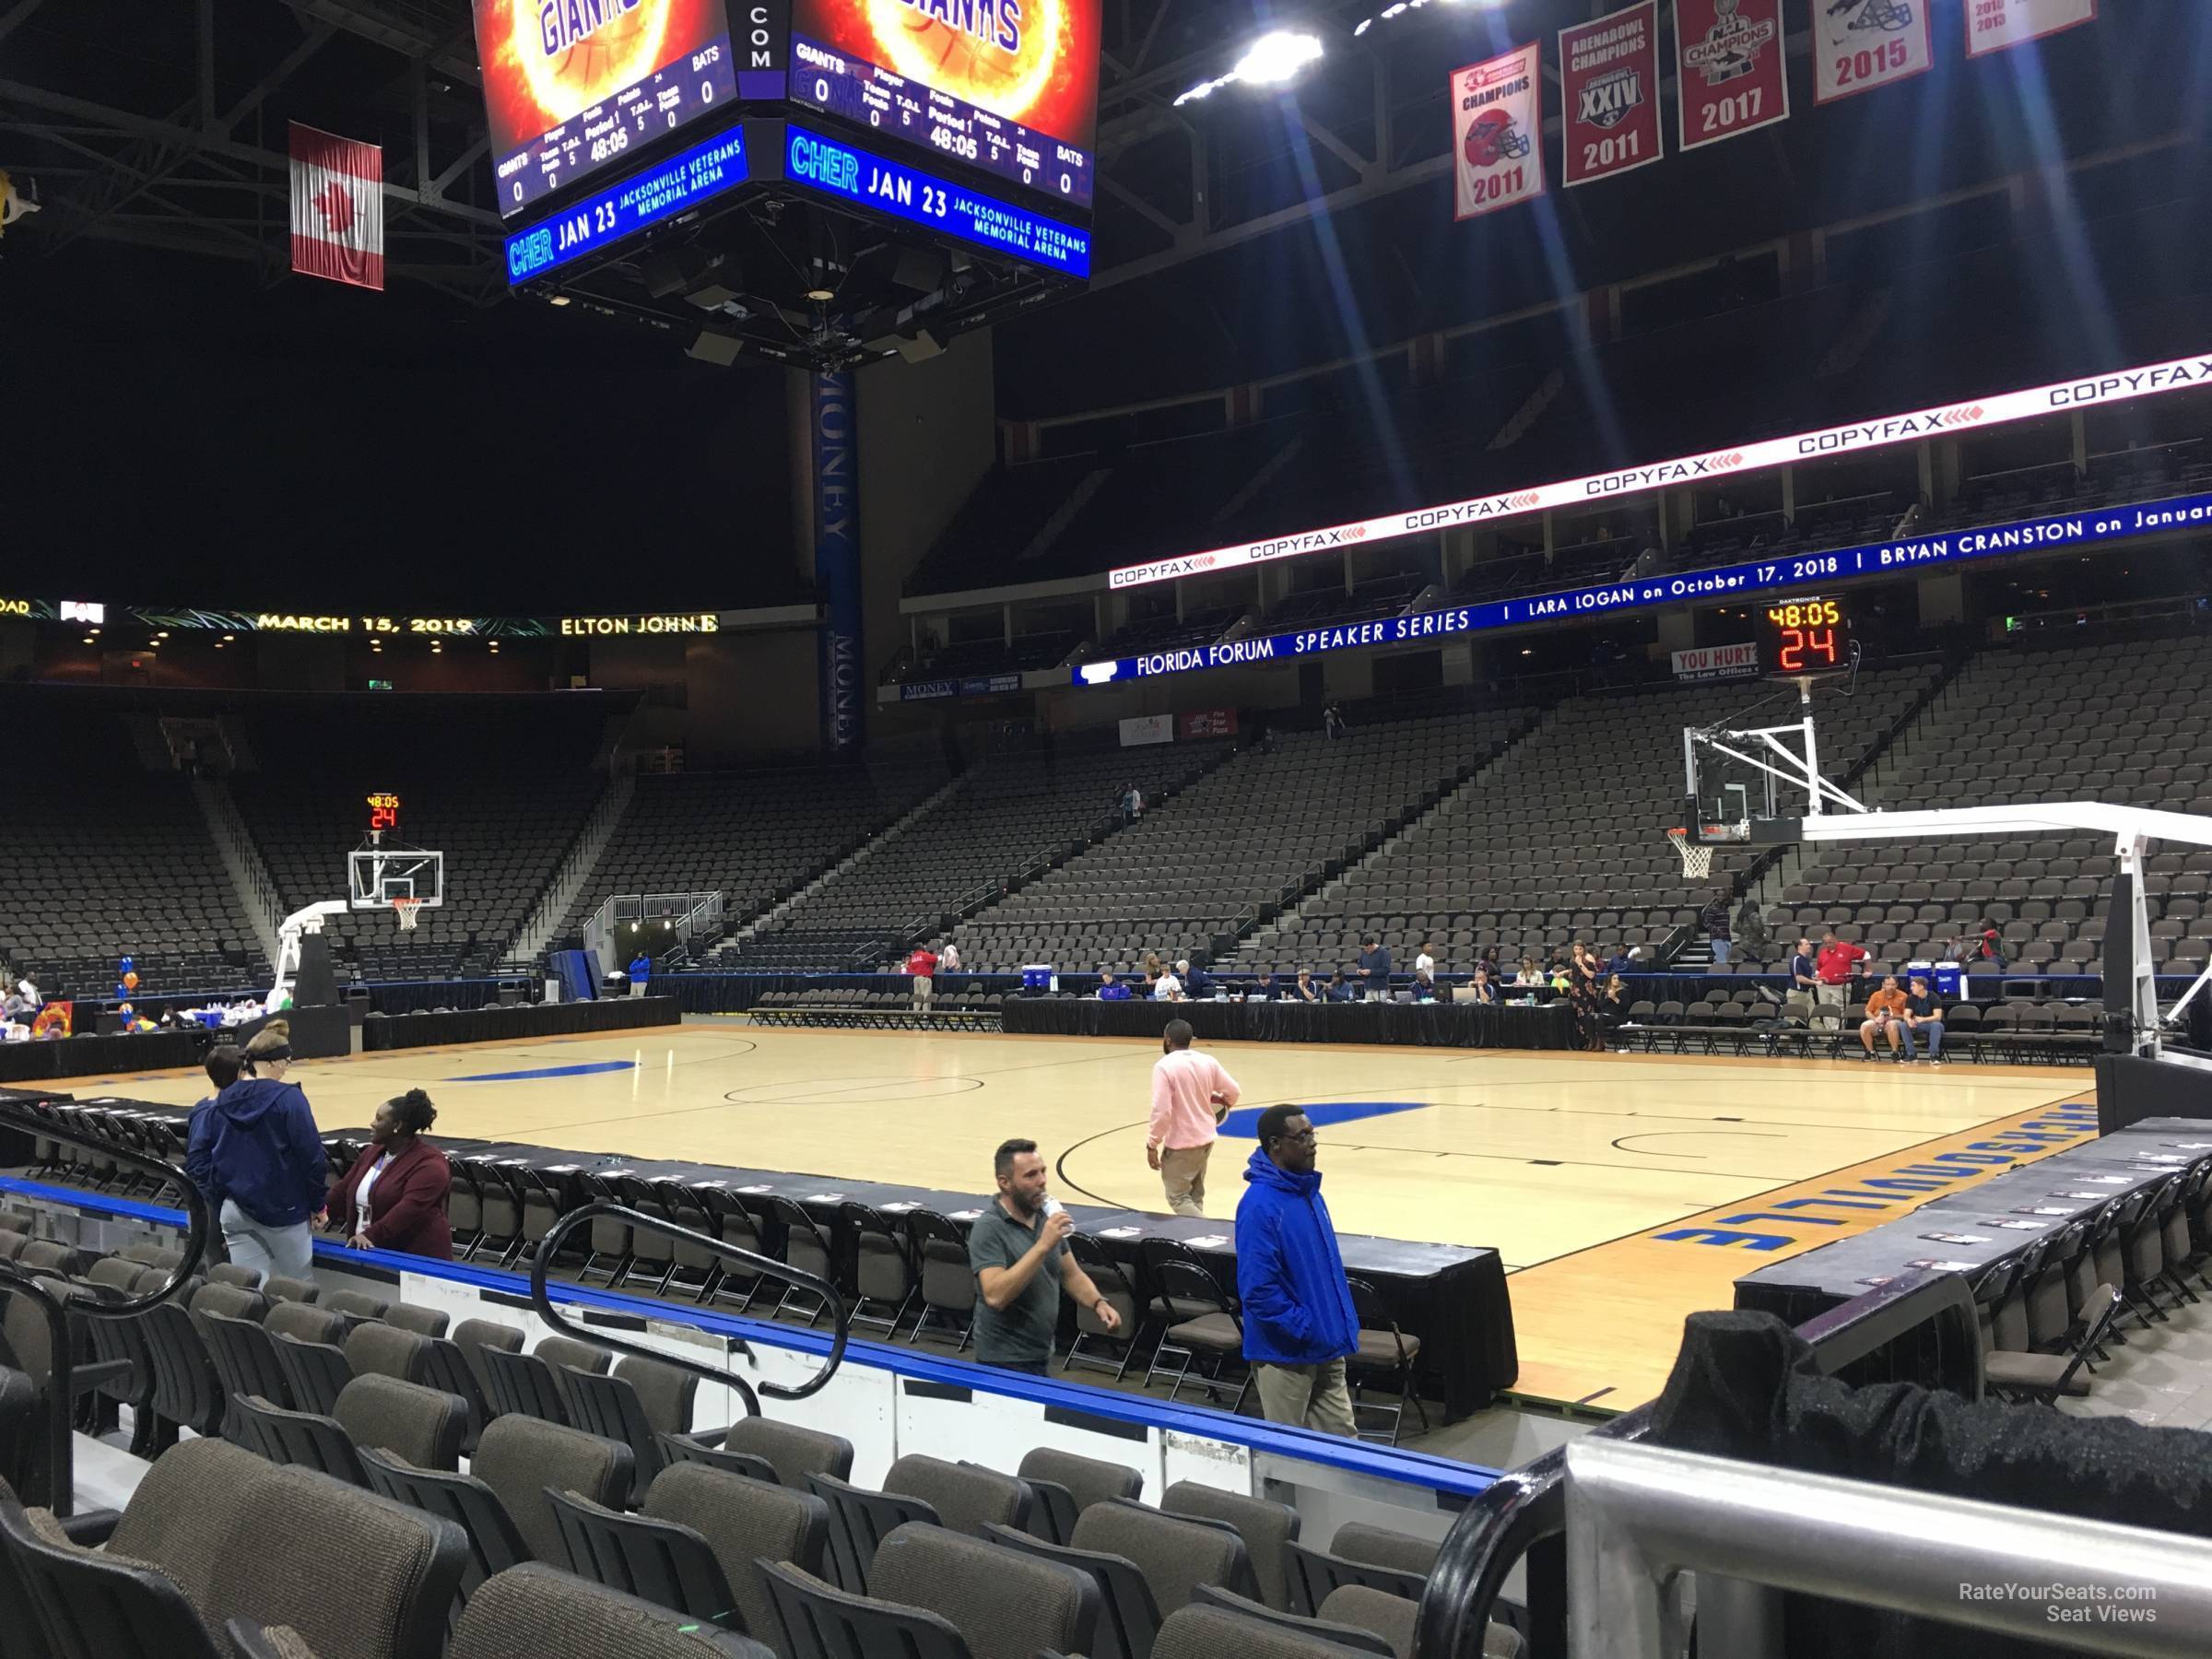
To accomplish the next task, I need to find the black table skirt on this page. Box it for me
[1002,996,1573,1050]
[457,1143,1516,1418]
[361,995,681,1052]
[0,1030,204,1082]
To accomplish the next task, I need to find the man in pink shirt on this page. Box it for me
[1147,1018,1241,1217]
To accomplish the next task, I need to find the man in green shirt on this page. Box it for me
[968,1138,1122,1374]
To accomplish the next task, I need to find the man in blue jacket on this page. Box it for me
[1233,1103,1359,1436]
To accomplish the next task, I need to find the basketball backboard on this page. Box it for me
[347,844,445,910]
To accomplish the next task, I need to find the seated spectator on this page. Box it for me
[1292,968,1320,1002]
[1860,974,1910,1059]
[1465,965,1497,1004]
[1325,971,1355,1002]
[1410,970,1439,1002]
[1153,966,1184,1001]
[1548,959,1572,993]
[1976,924,2007,970]
[1900,974,1947,1064]
[1251,971,1277,1001]
[1097,971,1132,1001]
[1514,957,1543,987]
[1605,945,1634,976]
[1177,958,1212,1000]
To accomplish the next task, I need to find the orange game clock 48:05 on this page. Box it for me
[1755,596,1853,677]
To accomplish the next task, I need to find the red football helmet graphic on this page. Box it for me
[1464,107,1532,169]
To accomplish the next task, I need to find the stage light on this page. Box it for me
[548,294,571,306]
[1239,29,1324,83]
[1176,29,1324,104]
[222,633,234,641]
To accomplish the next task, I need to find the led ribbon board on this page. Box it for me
[1107,350,2212,590]
[504,126,751,283]
[1072,492,2212,686]
[782,122,1090,277]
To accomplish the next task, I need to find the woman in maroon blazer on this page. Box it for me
[330,1088,453,1261]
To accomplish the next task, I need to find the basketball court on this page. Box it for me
[76,1021,2096,1415]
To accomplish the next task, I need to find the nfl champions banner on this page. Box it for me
[1452,41,1546,221]
[1559,1,1664,186]
[1815,0,1933,103]
[1967,0,2097,58]
[1675,0,1789,151]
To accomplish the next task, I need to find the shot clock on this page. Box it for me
[367,792,402,835]
[1756,596,1853,678]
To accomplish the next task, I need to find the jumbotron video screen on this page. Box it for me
[473,0,742,217]
[789,0,1100,208]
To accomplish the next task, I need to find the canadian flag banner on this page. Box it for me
[289,123,383,291]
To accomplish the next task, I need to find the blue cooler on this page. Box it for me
[1910,959,1965,999]
[1021,964,1055,994]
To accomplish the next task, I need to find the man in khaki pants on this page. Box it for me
[1147,1018,1240,1217]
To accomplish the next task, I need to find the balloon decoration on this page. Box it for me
[114,955,138,1003]
[123,971,138,992]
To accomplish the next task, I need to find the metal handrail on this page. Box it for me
[0,1102,214,1517]
[1411,1269,1984,1659]
[1569,1437,2212,1658]
[528,1201,849,1414]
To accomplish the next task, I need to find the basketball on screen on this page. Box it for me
[529,0,670,118]
[872,0,1065,120]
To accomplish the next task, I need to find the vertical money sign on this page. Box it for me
[813,372,865,753]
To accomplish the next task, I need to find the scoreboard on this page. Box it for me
[787,0,1100,208]
[484,0,1097,363]
[789,37,1092,207]
[1755,596,1853,678]
[471,0,744,218]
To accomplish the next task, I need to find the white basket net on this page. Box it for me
[1667,828,1714,882]
[392,898,424,932]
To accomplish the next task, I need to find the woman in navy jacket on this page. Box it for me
[330,1088,454,1261]
[185,1020,326,1283]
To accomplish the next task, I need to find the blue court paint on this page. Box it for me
[445,1059,640,1083]
[1219,1101,1426,1138]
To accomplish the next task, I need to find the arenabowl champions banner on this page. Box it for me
[1559,2,1665,187]
[1452,41,1546,221]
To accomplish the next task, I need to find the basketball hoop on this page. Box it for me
[392,898,424,932]
[1666,828,1715,882]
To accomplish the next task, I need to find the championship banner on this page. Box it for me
[1559,1,1664,186]
[1180,708,1238,739]
[1451,42,1546,221]
[1815,0,1934,104]
[1676,0,1789,151]
[1966,0,2097,58]
[288,124,383,291]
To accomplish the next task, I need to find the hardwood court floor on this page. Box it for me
[92,1021,2089,1414]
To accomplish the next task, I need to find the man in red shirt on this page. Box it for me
[1813,928,1868,1027]
[905,945,939,1015]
